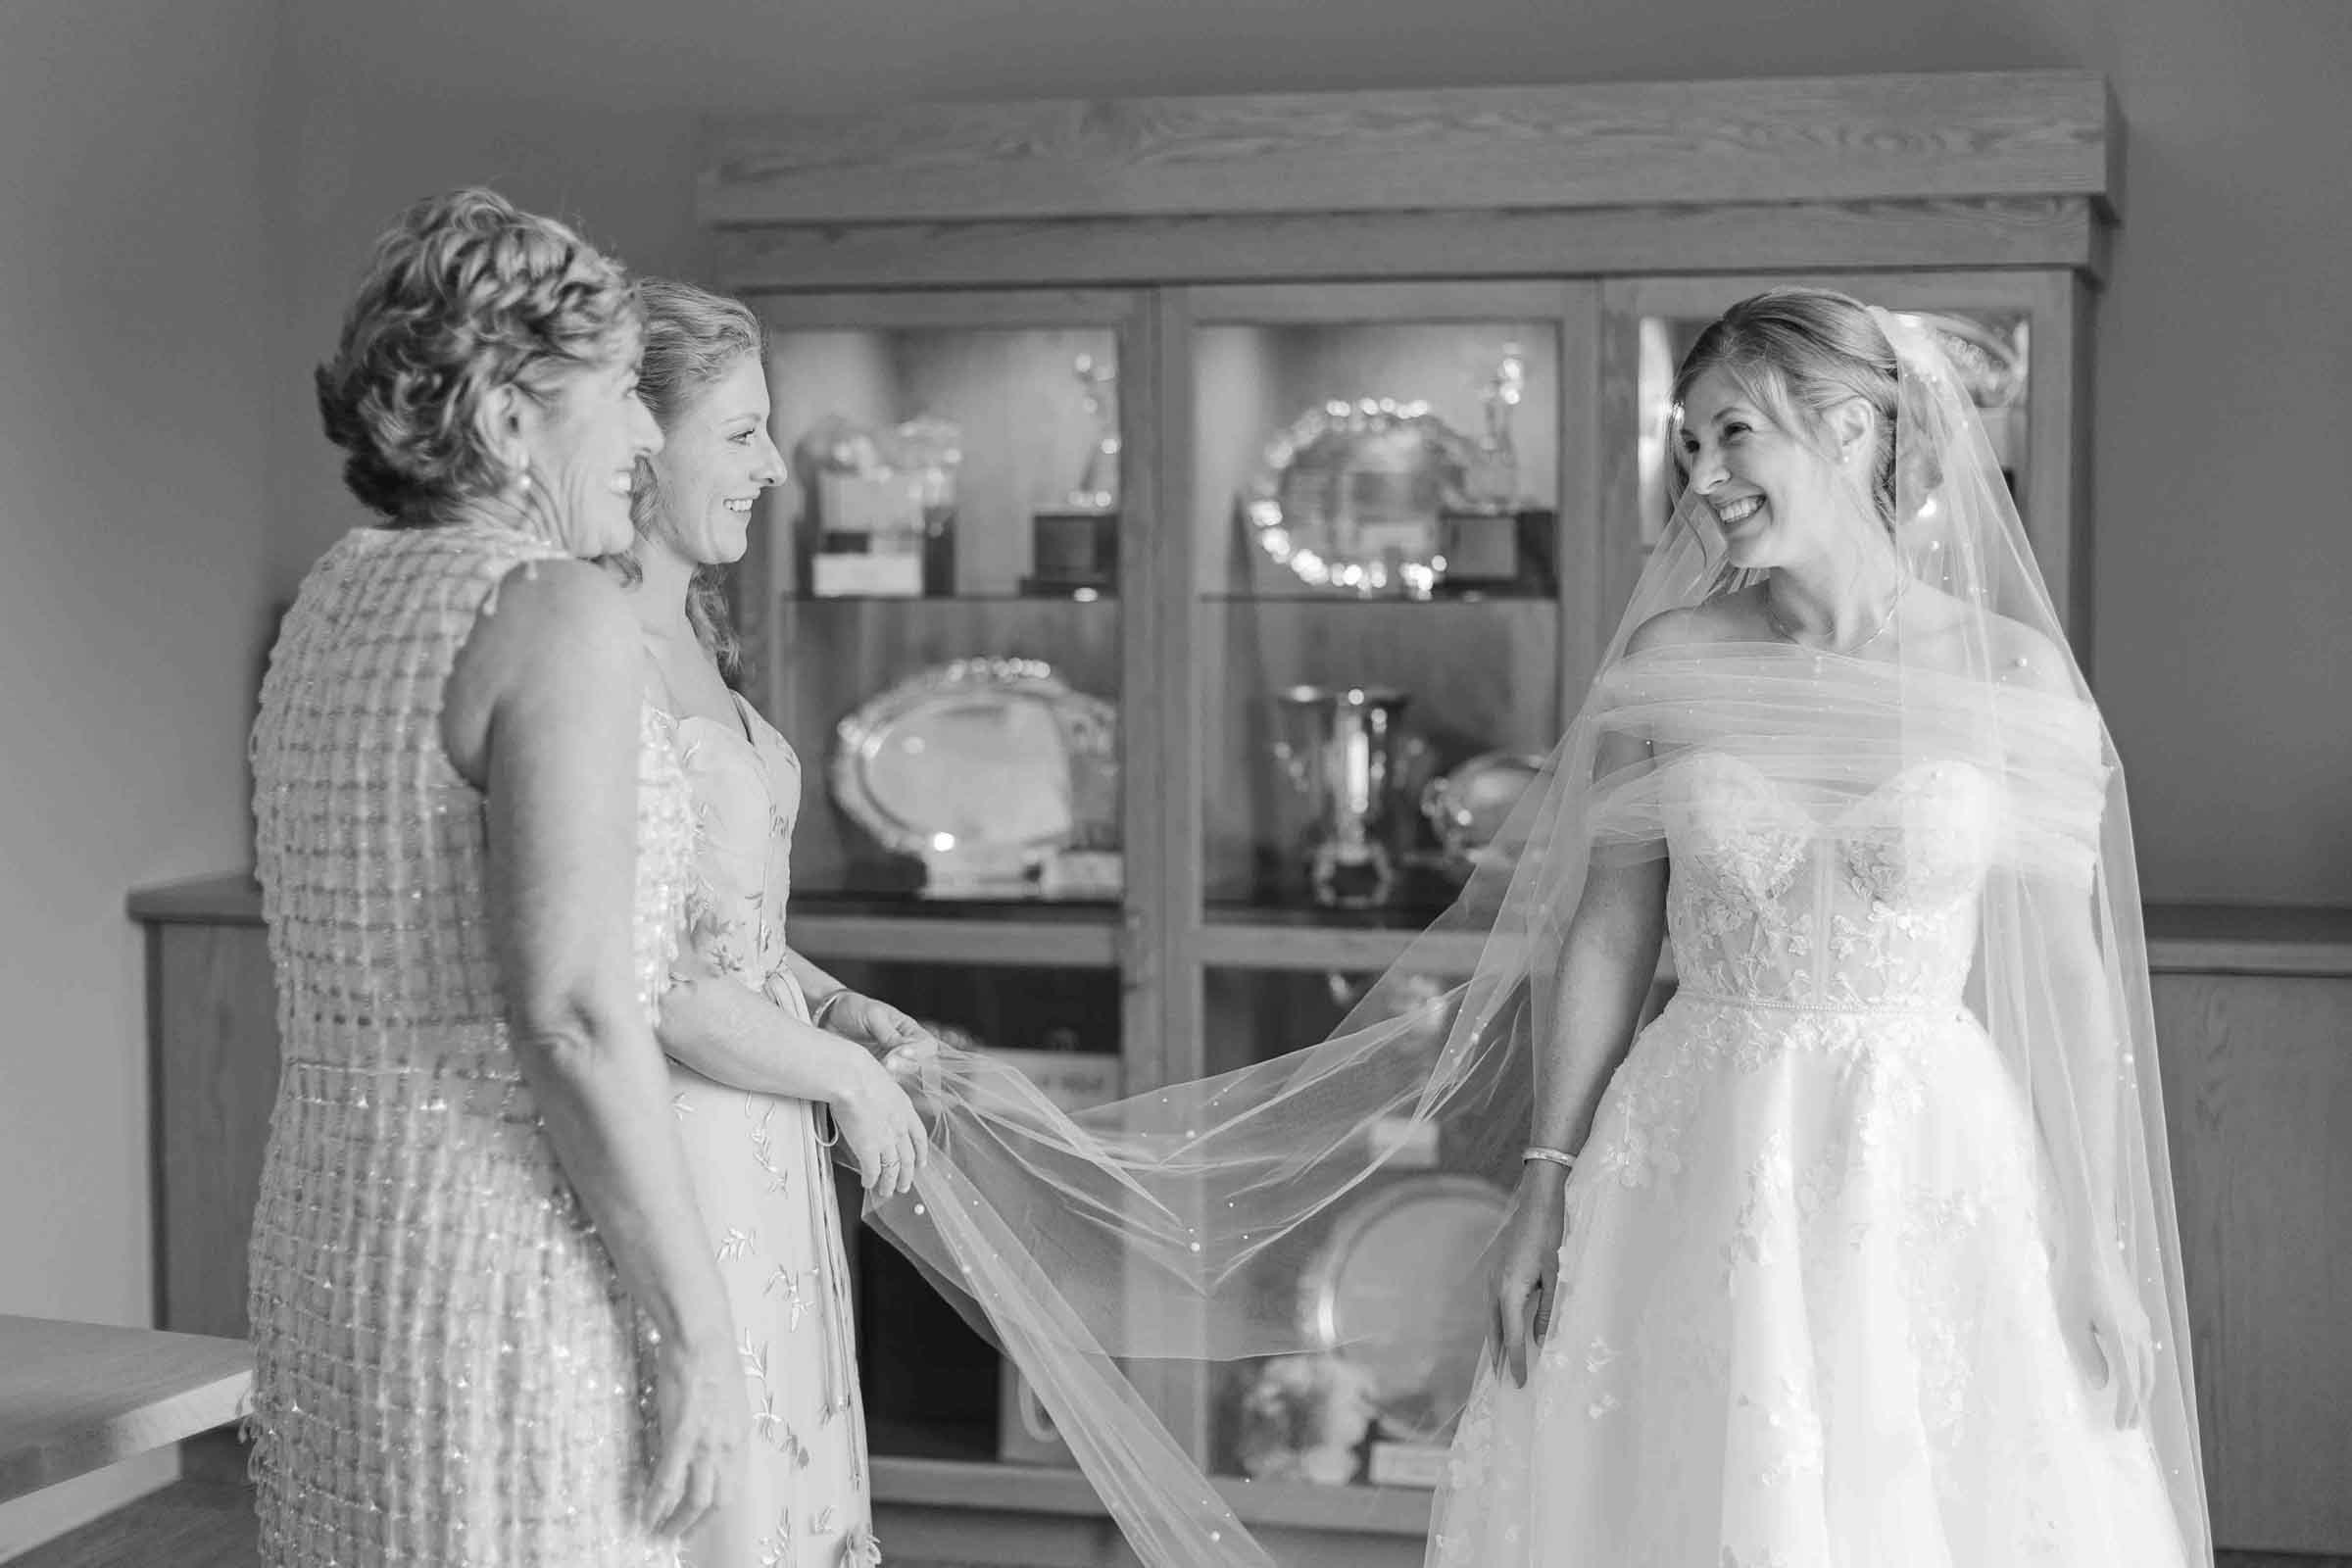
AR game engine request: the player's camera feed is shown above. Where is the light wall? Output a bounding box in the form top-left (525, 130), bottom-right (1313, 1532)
top-left (0, 0), bottom-right (282, 1552)
top-left (272, 0), bottom-right (2352, 904)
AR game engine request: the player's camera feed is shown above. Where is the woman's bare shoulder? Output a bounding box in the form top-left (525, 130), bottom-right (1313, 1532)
top-left (1896, 583), bottom-right (2076, 696)
top-left (1626, 589), bottom-right (1758, 657)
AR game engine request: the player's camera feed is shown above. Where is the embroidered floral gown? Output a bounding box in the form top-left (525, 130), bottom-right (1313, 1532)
top-left (662, 691), bottom-right (877, 1568)
top-left (1427, 753), bottom-right (2192, 1567)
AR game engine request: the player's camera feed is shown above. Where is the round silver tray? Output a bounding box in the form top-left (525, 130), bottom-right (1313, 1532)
top-left (1296, 1171), bottom-right (1508, 1443)
top-left (830, 658), bottom-right (1117, 876)
top-left (1244, 398), bottom-right (1477, 597)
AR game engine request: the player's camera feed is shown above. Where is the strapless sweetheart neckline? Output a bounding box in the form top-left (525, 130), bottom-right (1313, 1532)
top-left (1677, 749), bottom-right (1990, 828)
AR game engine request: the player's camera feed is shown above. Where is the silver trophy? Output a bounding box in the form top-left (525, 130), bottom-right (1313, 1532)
top-left (1462, 343), bottom-right (1525, 513)
top-left (1068, 353), bottom-right (1120, 512)
top-left (1270, 685), bottom-right (1415, 908)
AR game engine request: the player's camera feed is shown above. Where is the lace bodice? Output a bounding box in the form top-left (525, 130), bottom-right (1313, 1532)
top-left (1662, 752), bottom-right (1996, 1011)
top-left (675, 689), bottom-right (804, 1004)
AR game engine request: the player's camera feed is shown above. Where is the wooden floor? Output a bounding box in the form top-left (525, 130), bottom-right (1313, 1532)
top-left (11, 1482), bottom-right (254, 1568)
top-left (10, 1481), bottom-right (2348, 1567)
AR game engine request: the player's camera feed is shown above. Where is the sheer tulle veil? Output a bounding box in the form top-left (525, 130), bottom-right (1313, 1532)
top-left (852, 292), bottom-right (2211, 1566)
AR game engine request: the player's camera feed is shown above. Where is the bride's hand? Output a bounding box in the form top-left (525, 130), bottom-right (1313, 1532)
top-left (2055, 1240), bottom-right (2155, 1429)
top-left (1491, 1167), bottom-right (1570, 1389)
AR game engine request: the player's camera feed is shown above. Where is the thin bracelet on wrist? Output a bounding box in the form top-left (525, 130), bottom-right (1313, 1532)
top-left (1521, 1145), bottom-right (1577, 1172)
top-left (810, 988), bottom-right (853, 1032)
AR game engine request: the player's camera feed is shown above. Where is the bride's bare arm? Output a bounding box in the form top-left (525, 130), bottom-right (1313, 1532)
top-left (1522, 611), bottom-right (1689, 1175)
top-left (1490, 646), bottom-right (1671, 1382)
top-left (1525, 855), bottom-right (1671, 1166)
top-left (2022, 879), bottom-right (2123, 1261)
top-left (1990, 634), bottom-right (2150, 1424)
top-left (1993, 628), bottom-right (2125, 1265)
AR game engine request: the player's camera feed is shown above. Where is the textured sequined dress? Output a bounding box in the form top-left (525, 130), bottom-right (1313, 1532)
top-left (1427, 753), bottom-right (2192, 1568)
top-left (663, 691), bottom-right (875, 1568)
top-left (247, 524), bottom-right (693, 1568)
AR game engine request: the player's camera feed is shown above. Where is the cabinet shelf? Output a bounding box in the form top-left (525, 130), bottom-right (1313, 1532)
top-left (1197, 906), bottom-right (1490, 974)
top-left (792, 893), bottom-right (1121, 965)
top-left (871, 1456), bottom-right (1435, 1537)
top-left (784, 591), bottom-right (1115, 606)
top-left (1198, 588), bottom-right (1557, 605)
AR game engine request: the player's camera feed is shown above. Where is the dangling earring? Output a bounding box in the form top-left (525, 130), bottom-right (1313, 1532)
top-left (506, 458), bottom-right (550, 544)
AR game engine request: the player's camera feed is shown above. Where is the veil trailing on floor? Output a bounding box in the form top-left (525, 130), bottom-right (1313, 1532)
top-left (848, 296), bottom-right (2211, 1566)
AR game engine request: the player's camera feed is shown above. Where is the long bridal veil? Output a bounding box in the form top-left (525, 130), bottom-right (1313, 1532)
top-left (848, 296), bottom-right (2211, 1567)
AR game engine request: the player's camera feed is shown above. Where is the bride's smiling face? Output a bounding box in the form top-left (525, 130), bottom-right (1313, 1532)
top-left (641, 353), bottom-right (784, 567)
top-left (1676, 368), bottom-right (1862, 570)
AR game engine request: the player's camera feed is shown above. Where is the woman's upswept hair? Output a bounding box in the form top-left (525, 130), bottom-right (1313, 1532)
top-left (1670, 287), bottom-right (1941, 529)
top-left (314, 187), bottom-right (640, 524)
top-left (613, 278), bottom-right (766, 687)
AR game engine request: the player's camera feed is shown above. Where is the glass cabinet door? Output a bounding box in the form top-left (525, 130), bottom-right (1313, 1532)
top-left (737, 290), bottom-right (1150, 1470)
top-left (744, 293), bottom-right (1141, 908)
top-left (821, 956), bottom-right (1128, 1464)
top-left (1171, 281), bottom-right (1601, 1498)
top-left (1183, 283), bottom-right (1599, 935)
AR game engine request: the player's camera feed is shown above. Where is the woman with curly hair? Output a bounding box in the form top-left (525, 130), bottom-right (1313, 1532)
top-left (246, 188), bottom-right (745, 1566)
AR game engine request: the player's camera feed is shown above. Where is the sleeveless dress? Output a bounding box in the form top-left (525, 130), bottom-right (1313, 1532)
top-left (662, 690), bottom-right (875, 1568)
top-left (1428, 751), bottom-right (2193, 1567)
top-left (246, 523), bottom-right (694, 1568)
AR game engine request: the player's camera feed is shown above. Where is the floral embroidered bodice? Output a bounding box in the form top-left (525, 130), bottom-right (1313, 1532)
top-left (674, 689), bottom-right (804, 1004)
top-left (1662, 752), bottom-right (1996, 1011)
top-left (662, 689), bottom-right (880, 1567)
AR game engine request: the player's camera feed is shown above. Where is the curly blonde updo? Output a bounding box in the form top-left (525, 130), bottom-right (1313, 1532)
top-left (1671, 287), bottom-right (1943, 529)
top-left (315, 187), bottom-right (641, 523)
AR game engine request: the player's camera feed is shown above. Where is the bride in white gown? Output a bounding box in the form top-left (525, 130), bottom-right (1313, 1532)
top-left (1426, 291), bottom-right (2205, 1565)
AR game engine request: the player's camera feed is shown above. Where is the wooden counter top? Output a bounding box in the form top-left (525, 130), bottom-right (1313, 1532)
top-left (0, 1316), bottom-right (251, 1503)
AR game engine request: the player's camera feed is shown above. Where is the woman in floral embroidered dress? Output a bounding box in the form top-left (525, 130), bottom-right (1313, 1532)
top-left (614, 278), bottom-right (936, 1568)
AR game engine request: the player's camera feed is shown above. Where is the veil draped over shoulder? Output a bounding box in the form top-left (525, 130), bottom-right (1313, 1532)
top-left (845, 301), bottom-right (2211, 1566)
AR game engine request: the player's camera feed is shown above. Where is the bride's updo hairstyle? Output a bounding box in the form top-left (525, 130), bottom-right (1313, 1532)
top-left (612, 278), bottom-right (766, 685)
top-left (1670, 287), bottom-right (1943, 531)
top-left (315, 187), bottom-right (641, 524)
